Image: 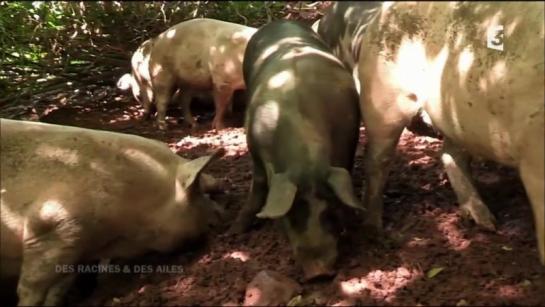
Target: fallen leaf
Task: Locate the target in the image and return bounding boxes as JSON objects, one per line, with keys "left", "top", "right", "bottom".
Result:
{"left": 287, "top": 295, "right": 304, "bottom": 307}
{"left": 520, "top": 279, "right": 532, "bottom": 287}
{"left": 501, "top": 245, "right": 513, "bottom": 251}
{"left": 427, "top": 267, "right": 444, "bottom": 279}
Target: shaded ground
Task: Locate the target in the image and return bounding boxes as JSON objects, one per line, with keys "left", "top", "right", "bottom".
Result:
{"left": 4, "top": 87, "right": 545, "bottom": 306}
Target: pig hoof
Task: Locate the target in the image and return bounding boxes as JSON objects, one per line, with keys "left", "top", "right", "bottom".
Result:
{"left": 182, "top": 118, "right": 197, "bottom": 129}
{"left": 157, "top": 122, "right": 168, "bottom": 131}
{"left": 226, "top": 223, "right": 247, "bottom": 235}
{"left": 461, "top": 204, "right": 497, "bottom": 231}
{"left": 302, "top": 262, "right": 336, "bottom": 281}
{"left": 211, "top": 121, "right": 225, "bottom": 131}
{"left": 362, "top": 218, "right": 383, "bottom": 236}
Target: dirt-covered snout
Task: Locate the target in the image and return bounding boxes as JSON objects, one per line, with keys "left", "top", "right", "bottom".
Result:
{"left": 183, "top": 148, "right": 228, "bottom": 228}
{"left": 256, "top": 168, "right": 365, "bottom": 280}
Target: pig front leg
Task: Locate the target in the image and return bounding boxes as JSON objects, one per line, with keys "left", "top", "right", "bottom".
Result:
{"left": 441, "top": 138, "right": 496, "bottom": 231}
{"left": 229, "top": 157, "right": 269, "bottom": 234}
{"left": 139, "top": 87, "right": 154, "bottom": 121}
{"left": 211, "top": 85, "right": 234, "bottom": 131}
{"left": 154, "top": 83, "right": 175, "bottom": 131}
{"left": 17, "top": 222, "right": 80, "bottom": 306}
{"left": 362, "top": 119, "right": 405, "bottom": 233}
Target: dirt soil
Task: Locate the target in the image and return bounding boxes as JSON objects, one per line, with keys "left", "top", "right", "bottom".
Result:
{"left": 5, "top": 86, "right": 545, "bottom": 306}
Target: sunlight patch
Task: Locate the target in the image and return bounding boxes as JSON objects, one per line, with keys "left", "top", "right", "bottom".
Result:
{"left": 340, "top": 277, "right": 369, "bottom": 295}
{"left": 457, "top": 47, "right": 474, "bottom": 84}
{"left": 436, "top": 212, "right": 471, "bottom": 251}
{"left": 40, "top": 200, "right": 69, "bottom": 222}
{"left": 123, "top": 149, "right": 167, "bottom": 176}
{"left": 166, "top": 29, "right": 176, "bottom": 39}
{"left": 268, "top": 70, "right": 293, "bottom": 89}
{"left": 222, "top": 251, "right": 250, "bottom": 262}
{"left": 36, "top": 144, "right": 79, "bottom": 166}
{"left": 488, "top": 60, "right": 507, "bottom": 84}
{"left": 339, "top": 267, "right": 420, "bottom": 300}
{"left": 253, "top": 100, "right": 280, "bottom": 140}
{"left": 174, "top": 128, "right": 247, "bottom": 157}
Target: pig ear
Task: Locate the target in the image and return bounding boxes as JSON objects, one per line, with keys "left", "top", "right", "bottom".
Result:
{"left": 180, "top": 149, "right": 225, "bottom": 189}
{"left": 327, "top": 167, "right": 366, "bottom": 211}
{"left": 256, "top": 173, "right": 298, "bottom": 219}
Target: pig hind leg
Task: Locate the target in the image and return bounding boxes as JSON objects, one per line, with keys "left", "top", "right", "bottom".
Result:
{"left": 17, "top": 220, "right": 81, "bottom": 305}
{"left": 230, "top": 157, "right": 269, "bottom": 234}
{"left": 441, "top": 138, "right": 496, "bottom": 231}
{"left": 518, "top": 115, "right": 544, "bottom": 264}
{"left": 43, "top": 273, "right": 77, "bottom": 305}
{"left": 211, "top": 85, "right": 234, "bottom": 130}
{"left": 362, "top": 112, "right": 406, "bottom": 233}
{"left": 153, "top": 83, "right": 176, "bottom": 131}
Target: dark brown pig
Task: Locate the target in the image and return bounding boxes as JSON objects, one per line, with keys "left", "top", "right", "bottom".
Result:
{"left": 233, "top": 20, "right": 365, "bottom": 280}
{"left": 0, "top": 119, "right": 224, "bottom": 306}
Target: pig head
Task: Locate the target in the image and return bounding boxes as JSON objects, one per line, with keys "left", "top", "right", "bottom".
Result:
{"left": 0, "top": 119, "right": 224, "bottom": 306}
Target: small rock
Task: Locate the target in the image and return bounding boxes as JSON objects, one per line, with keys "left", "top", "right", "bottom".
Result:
{"left": 243, "top": 270, "right": 302, "bottom": 306}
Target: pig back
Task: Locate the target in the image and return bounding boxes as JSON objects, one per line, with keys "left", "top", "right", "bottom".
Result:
{"left": 316, "top": 1, "right": 381, "bottom": 70}
{"left": 244, "top": 21, "right": 361, "bottom": 171}
{"left": 243, "top": 20, "right": 329, "bottom": 87}
{"left": 150, "top": 18, "right": 255, "bottom": 90}
{"left": 0, "top": 119, "right": 181, "bottom": 225}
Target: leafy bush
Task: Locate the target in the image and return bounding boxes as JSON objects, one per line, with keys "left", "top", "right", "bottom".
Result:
{"left": 0, "top": 1, "right": 328, "bottom": 106}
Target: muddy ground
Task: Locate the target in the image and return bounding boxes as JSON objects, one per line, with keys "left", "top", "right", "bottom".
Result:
{"left": 4, "top": 86, "right": 545, "bottom": 306}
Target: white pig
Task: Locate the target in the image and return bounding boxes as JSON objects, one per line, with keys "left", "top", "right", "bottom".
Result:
{"left": 119, "top": 18, "right": 256, "bottom": 131}
{"left": 117, "top": 38, "right": 213, "bottom": 128}
{"left": 356, "top": 2, "right": 544, "bottom": 264}
{"left": 0, "top": 118, "right": 224, "bottom": 306}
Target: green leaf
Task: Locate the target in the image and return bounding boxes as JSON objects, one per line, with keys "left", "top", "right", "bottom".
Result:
{"left": 427, "top": 266, "right": 444, "bottom": 279}
{"left": 287, "top": 295, "right": 303, "bottom": 307}
{"left": 520, "top": 279, "right": 532, "bottom": 287}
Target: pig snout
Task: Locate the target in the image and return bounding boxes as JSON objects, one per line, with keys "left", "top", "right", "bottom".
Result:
{"left": 207, "top": 198, "right": 226, "bottom": 227}
{"left": 301, "top": 260, "right": 337, "bottom": 281}
{"left": 117, "top": 73, "right": 133, "bottom": 91}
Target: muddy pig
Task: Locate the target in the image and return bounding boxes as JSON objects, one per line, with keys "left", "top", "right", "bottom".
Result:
{"left": 119, "top": 18, "right": 257, "bottom": 131}
{"left": 233, "top": 20, "right": 365, "bottom": 280}
{"left": 0, "top": 118, "right": 224, "bottom": 306}
{"left": 354, "top": 2, "right": 544, "bottom": 264}
{"left": 117, "top": 38, "right": 216, "bottom": 128}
